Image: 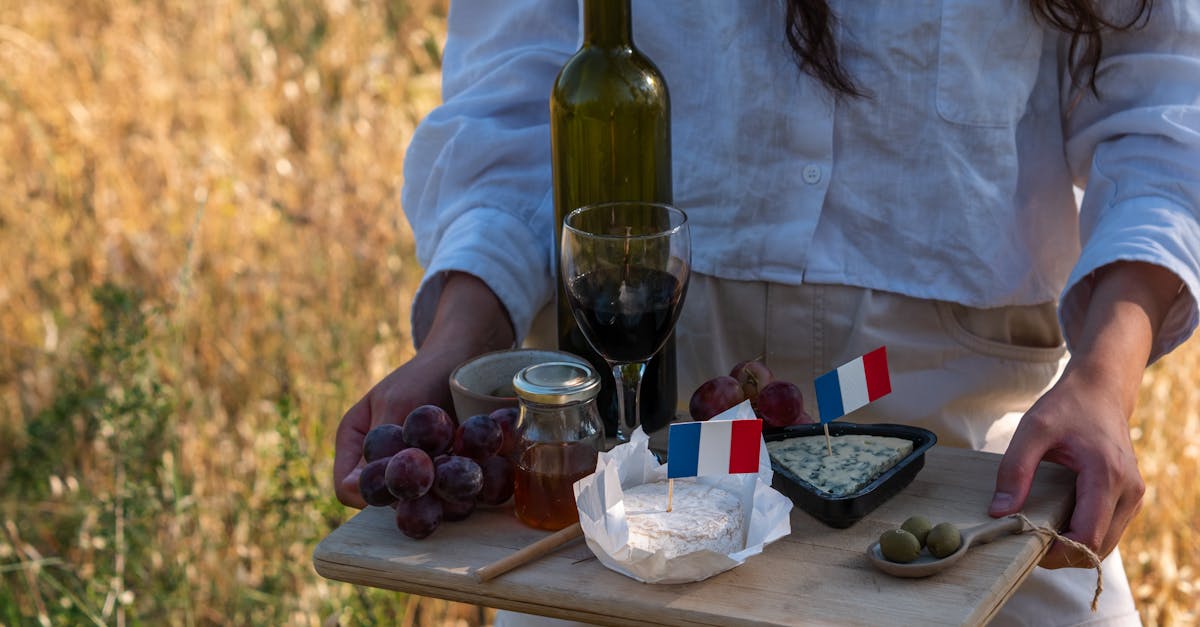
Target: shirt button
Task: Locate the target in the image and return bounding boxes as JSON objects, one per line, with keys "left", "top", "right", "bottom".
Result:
{"left": 802, "top": 164, "right": 822, "bottom": 185}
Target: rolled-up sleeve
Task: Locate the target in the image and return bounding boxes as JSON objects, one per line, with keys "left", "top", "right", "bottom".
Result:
{"left": 402, "top": 1, "right": 576, "bottom": 347}
{"left": 1061, "top": 1, "right": 1200, "bottom": 363}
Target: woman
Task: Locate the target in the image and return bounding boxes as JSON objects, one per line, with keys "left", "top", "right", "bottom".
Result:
{"left": 335, "top": 2, "right": 1200, "bottom": 623}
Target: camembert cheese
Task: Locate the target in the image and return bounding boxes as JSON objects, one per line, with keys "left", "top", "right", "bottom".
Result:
{"left": 622, "top": 480, "right": 744, "bottom": 558}
{"left": 766, "top": 435, "right": 913, "bottom": 496}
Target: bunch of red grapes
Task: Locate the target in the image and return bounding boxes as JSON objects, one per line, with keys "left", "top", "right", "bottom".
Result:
{"left": 359, "top": 405, "right": 520, "bottom": 539}
{"left": 689, "top": 360, "right": 814, "bottom": 427}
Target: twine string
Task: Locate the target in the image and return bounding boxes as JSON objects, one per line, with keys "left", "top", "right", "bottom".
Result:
{"left": 1014, "top": 513, "right": 1103, "bottom": 612}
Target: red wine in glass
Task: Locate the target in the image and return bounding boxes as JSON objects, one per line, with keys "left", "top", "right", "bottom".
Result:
{"left": 565, "top": 266, "right": 685, "bottom": 364}
{"left": 560, "top": 201, "right": 690, "bottom": 443}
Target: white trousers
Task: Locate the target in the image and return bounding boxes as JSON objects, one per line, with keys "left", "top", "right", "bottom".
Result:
{"left": 504, "top": 275, "right": 1140, "bottom": 626}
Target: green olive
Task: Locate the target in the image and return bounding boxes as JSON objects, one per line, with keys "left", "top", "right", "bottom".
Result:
{"left": 900, "top": 515, "right": 933, "bottom": 547}
{"left": 879, "top": 528, "right": 922, "bottom": 563}
{"left": 927, "top": 522, "right": 963, "bottom": 559}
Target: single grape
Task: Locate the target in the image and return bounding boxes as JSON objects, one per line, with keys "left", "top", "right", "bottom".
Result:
{"left": 433, "top": 455, "right": 484, "bottom": 502}
{"left": 487, "top": 407, "right": 521, "bottom": 457}
{"left": 439, "top": 496, "right": 476, "bottom": 522}
{"left": 756, "top": 380, "right": 806, "bottom": 427}
{"left": 384, "top": 448, "right": 435, "bottom": 501}
{"left": 402, "top": 404, "right": 455, "bottom": 456}
{"left": 453, "top": 414, "right": 504, "bottom": 461}
{"left": 688, "top": 375, "right": 746, "bottom": 421}
{"left": 363, "top": 423, "right": 409, "bottom": 462}
{"left": 476, "top": 455, "right": 516, "bottom": 506}
{"left": 729, "top": 360, "right": 773, "bottom": 406}
{"left": 394, "top": 493, "right": 443, "bottom": 539}
{"left": 359, "top": 457, "right": 397, "bottom": 507}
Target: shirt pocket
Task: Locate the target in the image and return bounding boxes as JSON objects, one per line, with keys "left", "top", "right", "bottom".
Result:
{"left": 936, "top": 0, "right": 1045, "bottom": 127}
{"left": 935, "top": 300, "right": 1066, "bottom": 363}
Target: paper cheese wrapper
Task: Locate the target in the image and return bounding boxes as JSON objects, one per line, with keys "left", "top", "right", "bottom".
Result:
{"left": 573, "top": 401, "right": 793, "bottom": 583}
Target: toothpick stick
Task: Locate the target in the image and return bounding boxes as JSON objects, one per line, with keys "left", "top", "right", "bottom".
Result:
{"left": 667, "top": 478, "right": 674, "bottom": 512}
{"left": 823, "top": 423, "right": 833, "bottom": 456}
{"left": 471, "top": 522, "right": 584, "bottom": 582}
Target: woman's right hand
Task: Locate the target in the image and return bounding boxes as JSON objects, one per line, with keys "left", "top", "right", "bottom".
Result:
{"left": 332, "top": 272, "right": 516, "bottom": 508}
{"left": 333, "top": 350, "right": 464, "bottom": 508}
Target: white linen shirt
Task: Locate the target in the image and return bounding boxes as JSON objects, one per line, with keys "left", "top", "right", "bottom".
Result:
{"left": 402, "top": 0, "right": 1200, "bottom": 362}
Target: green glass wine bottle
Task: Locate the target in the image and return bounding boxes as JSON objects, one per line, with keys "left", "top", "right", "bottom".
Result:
{"left": 551, "top": 0, "right": 676, "bottom": 437}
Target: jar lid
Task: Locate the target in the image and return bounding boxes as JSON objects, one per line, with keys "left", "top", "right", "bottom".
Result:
{"left": 513, "top": 361, "right": 600, "bottom": 405}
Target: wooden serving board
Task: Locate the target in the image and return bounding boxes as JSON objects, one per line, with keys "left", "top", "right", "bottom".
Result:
{"left": 313, "top": 447, "right": 1075, "bottom": 626}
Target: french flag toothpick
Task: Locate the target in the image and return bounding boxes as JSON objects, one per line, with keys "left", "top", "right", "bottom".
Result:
{"left": 667, "top": 418, "right": 762, "bottom": 479}
{"left": 814, "top": 346, "right": 892, "bottom": 423}
{"left": 665, "top": 415, "right": 762, "bottom": 511}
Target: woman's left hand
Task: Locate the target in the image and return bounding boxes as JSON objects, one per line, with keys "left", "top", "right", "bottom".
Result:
{"left": 988, "top": 261, "right": 1182, "bottom": 568}
{"left": 989, "top": 364, "right": 1144, "bottom": 568}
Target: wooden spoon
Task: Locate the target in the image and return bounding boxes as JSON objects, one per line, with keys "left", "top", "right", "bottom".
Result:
{"left": 866, "top": 514, "right": 1026, "bottom": 578}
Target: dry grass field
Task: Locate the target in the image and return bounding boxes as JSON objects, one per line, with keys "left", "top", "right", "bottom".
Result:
{"left": 0, "top": 1, "right": 1195, "bottom": 625}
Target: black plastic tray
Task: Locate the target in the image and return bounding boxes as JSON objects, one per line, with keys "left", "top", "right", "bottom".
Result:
{"left": 765, "top": 422, "right": 937, "bottom": 529}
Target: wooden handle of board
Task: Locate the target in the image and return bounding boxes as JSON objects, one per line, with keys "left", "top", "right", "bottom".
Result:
{"left": 472, "top": 522, "right": 584, "bottom": 583}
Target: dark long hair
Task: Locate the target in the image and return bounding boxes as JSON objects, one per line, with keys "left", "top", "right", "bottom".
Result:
{"left": 784, "top": 0, "right": 1153, "bottom": 98}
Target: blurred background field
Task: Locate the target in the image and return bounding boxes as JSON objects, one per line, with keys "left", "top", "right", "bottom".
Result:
{"left": 0, "top": 1, "right": 1195, "bottom": 625}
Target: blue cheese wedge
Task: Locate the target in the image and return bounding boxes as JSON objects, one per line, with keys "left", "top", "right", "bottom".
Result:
{"left": 766, "top": 435, "right": 913, "bottom": 496}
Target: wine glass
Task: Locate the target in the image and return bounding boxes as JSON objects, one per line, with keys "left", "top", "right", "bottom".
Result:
{"left": 560, "top": 201, "right": 690, "bottom": 443}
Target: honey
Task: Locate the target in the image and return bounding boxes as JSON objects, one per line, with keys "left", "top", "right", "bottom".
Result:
{"left": 514, "top": 440, "right": 598, "bottom": 530}
{"left": 511, "top": 361, "right": 604, "bottom": 531}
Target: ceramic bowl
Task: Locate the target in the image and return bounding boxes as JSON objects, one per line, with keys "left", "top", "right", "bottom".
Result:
{"left": 448, "top": 348, "right": 589, "bottom": 420}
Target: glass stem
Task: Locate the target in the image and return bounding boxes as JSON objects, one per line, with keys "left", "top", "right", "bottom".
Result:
{"left": 612, "top": 361, "right": 646, "bottom": 442}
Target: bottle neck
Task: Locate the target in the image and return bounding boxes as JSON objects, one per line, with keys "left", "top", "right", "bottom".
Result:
{"left": 582, "top": 0, "right": 632, "bottom": 48}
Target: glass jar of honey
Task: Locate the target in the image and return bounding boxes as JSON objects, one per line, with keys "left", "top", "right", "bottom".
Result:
{"left": 511, "top": 361, "right": 603, "bottom": 531}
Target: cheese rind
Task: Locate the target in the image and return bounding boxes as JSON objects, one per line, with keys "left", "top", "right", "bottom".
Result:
{"left": 767, "top": 435, "right": 913, "bottom": 496}
{"left": 622, "top": 480, "right": 744, "bottom": 558}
